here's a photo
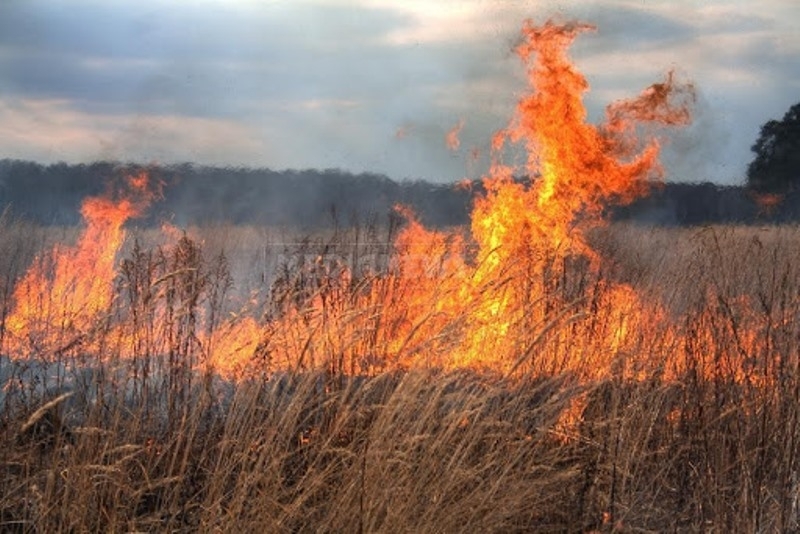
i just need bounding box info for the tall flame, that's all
[5,172,156,357]
[373,19,695,372]
[479,21,693,265]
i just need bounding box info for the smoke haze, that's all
[0,1,798,185]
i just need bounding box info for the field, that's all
[0,19,793,533]
[1,218,800,532]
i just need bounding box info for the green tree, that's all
[747,102,800,193]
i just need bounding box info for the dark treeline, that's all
[0,159,797,227]
[0,160,474,228]
[614,182,800,225]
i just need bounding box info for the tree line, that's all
[1,159,800,228]
[0,161,474,228]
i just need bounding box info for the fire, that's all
[489,22,693,261]
[446,119,465,151]
[232,19,694,377]
[372,19,694,373]
[4,172,156,357]
[3,19,697,383]
[752,191,783,217]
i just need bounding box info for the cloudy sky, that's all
[0,0,798,185]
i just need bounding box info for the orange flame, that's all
[5,172,156,357]
[368,19,695,373]
[752,191,783,217]
[445,119,465,151]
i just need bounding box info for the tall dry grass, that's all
[2,219,800,531]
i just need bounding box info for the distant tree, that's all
[747,102,800,193]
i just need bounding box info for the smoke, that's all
[659,86,737,184]
[0,2,798,185]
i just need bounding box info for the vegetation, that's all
[0,160,475,228]
[2,19,799,534]
[747,101,800,194]
[2,218,800,532]
[4,159,800,229]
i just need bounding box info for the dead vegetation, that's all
[2,220,800,532]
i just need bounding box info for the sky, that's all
[0,0,798,185]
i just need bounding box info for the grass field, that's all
[0,12,783,531]
[1,217,800,532]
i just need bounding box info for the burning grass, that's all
[2,218,800,532]
[2,17,800,532]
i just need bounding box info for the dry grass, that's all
[2,219,800,532]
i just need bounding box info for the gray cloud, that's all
[0,1,798,185]
[0,2,417,115]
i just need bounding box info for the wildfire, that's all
[4,172,157,357]
[3,19,698,383]
[372,19,695,373]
